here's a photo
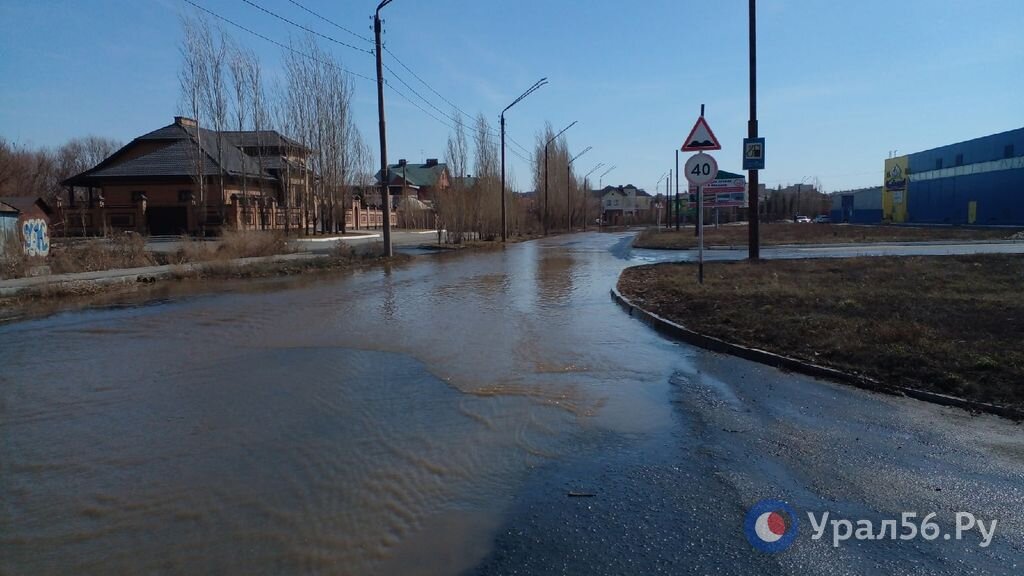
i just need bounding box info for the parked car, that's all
[795,215,812,223]
[813,215,832,224]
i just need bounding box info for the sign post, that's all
[682,107,721,284]
[684,151,718,284]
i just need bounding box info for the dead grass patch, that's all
[619,255,1024,410]
[634,224,1024,250]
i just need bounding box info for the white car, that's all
[795,215,811,223]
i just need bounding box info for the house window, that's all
[955,153,964,166]
[178,190,193,203]
[935,158,943,170]
[1006,144,1015,159]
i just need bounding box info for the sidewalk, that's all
[0,253,324,298]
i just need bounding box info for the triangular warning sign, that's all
[681,116,721,151]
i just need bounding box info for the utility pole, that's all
[747,0,760,260]
[374,0,395,257]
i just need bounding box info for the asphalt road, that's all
[2,232,1021,575]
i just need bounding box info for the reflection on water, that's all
[0,232,688,575]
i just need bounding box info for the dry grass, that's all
[633,224,1024,250]
[48,233,157,274]
[619,255,1024,410]
[171,230,292,264]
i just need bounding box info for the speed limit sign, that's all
[685,152,718,186]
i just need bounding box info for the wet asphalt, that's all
[2,232,1022,575]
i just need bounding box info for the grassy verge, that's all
[618,255,1024,410]
[633,224,1024,250]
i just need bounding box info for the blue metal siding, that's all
[903,127,1024,225]
[909,127,1024,173]
[908,168,1024,225]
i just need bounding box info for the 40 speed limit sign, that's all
[685,152,718,186]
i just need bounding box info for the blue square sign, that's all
[743,138,765,170]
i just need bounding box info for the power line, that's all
[181,0,375,81]
[237,0,373,54]
[284,0,373,44]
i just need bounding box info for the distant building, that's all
[830,187,883,223]
[374,159,450,207]
[0,197,54,257]
[884,127,1024,225]
[594,185,652,224]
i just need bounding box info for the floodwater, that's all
[1,233,687,574]
[4,233,1023,575]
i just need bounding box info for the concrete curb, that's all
[610,284,1024,421]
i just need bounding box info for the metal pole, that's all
[567,163,572,231]
[500,114,507,241]
[374,0,394,257]
[500,78,549,243]
[543,143,549,236]
[698,184,704,284]
[675,151,680,231]
[747,0,760,260]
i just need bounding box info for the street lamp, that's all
[374,0,396,257]
[501,78,548,242]
[567,146,592,231]
[544,120,577,236]
[582,162,604,230]
[598,165,616,190]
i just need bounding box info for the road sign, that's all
[685,153,718,186]
[743,137,765,170]
[682,116,721,151]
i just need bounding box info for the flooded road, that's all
[3,233,1023,575]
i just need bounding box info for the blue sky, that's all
[1,0,1022,192]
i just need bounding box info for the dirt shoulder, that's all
[618,255,1024,411]
[633,224,1024,250]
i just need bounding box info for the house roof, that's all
[220,130,306,150]
[0,196,53,215]
[716,170,745,180]
[375,162,447,188]
[63,121,288,187]
[0,201,18,214]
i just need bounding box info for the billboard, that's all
[883,156,909,222]
[687,174,748,208]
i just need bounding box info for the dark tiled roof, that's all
[375,163,447,188]
[220,130,306,150]
[63,121,281,186]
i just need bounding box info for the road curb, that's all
[610,284,1024,421]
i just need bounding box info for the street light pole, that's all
[597,165,616,227]
[747,0,760,260]
[501,78,548,242]
[544,120,577,236]
[567,146,591,231]
[583,162,604,230]
[374,0,395,257]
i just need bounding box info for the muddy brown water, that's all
[1,233,689,575]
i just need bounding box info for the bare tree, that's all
[229,41,251,228]
[179,13,209,235]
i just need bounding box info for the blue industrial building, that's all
[884,127,1024,226]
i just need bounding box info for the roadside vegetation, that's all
[633,224,1024,250]
[618,255,1024,410]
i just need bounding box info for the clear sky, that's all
[2,0,1022,193]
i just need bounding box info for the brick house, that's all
[375,159,450,207]
[61,116,311,236]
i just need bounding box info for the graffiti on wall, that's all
[22,219,50,257]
